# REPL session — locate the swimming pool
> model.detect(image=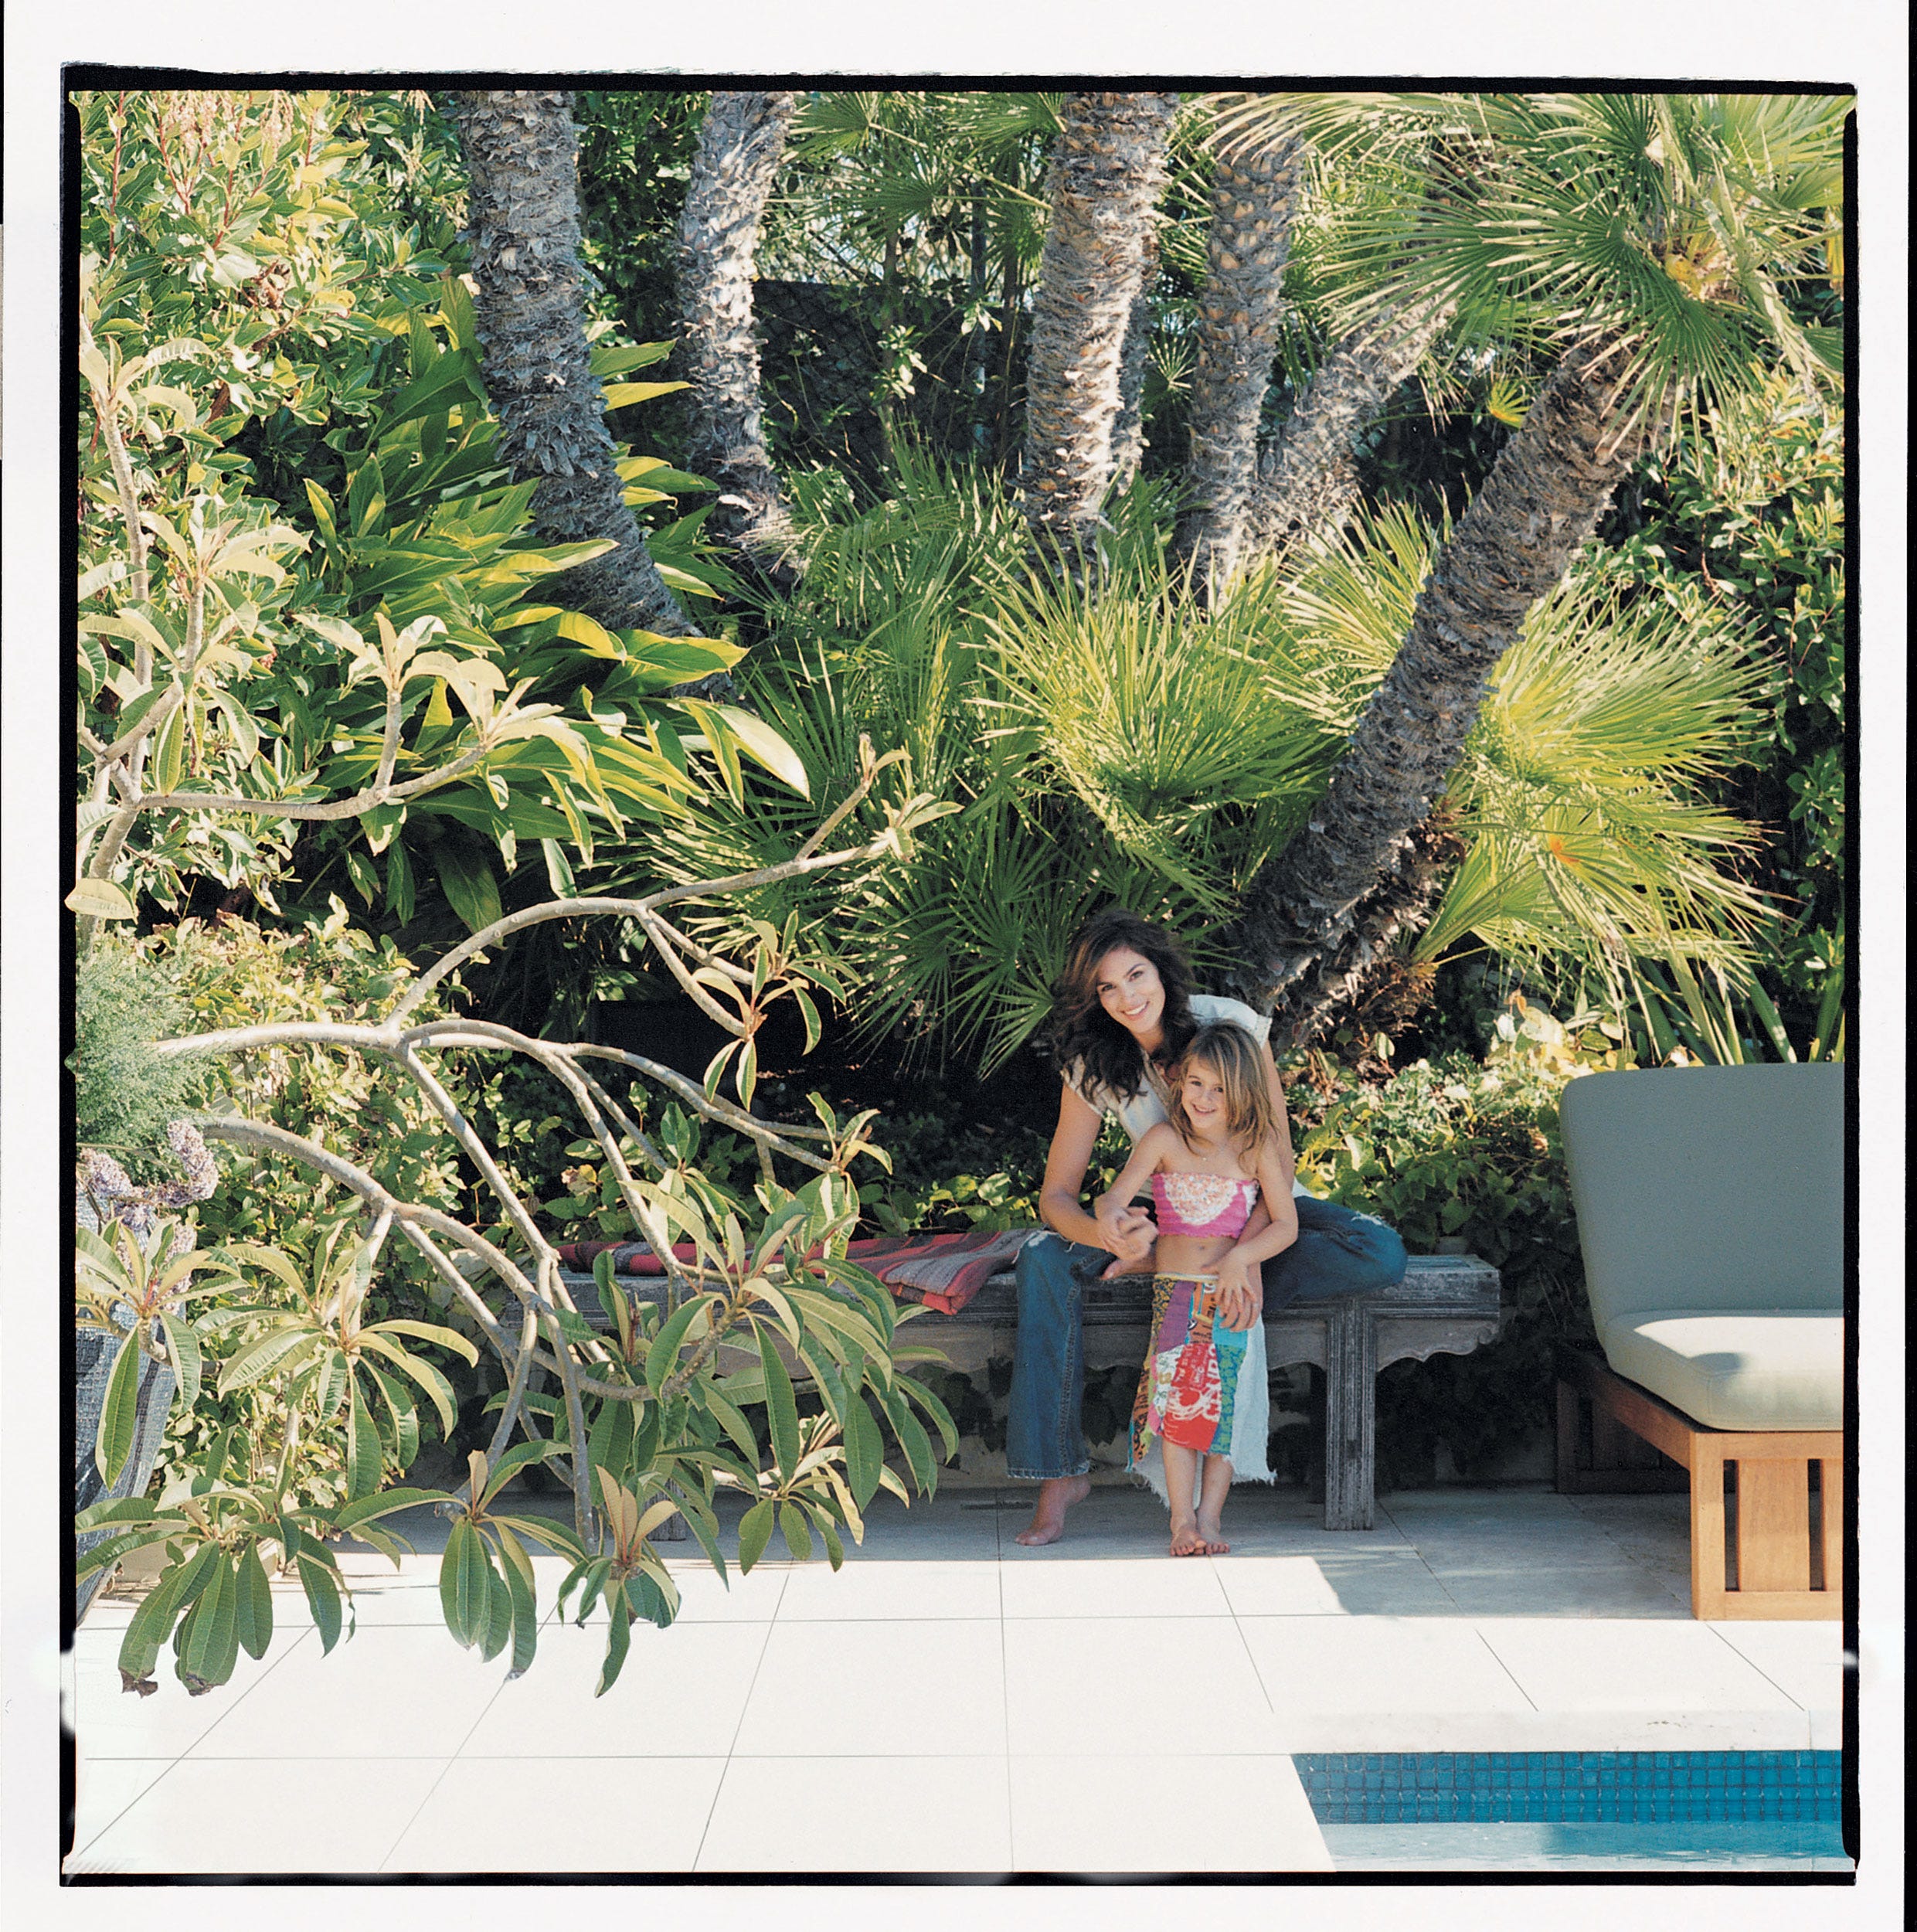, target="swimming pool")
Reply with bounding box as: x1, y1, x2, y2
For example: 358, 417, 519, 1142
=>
1295, 1752, 1851, 1872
